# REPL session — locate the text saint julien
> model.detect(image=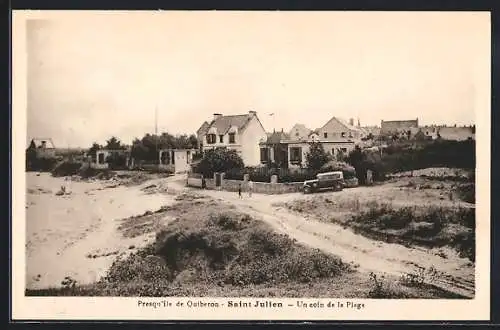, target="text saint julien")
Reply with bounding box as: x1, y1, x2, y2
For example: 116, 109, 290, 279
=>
228, 300, 283, 308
